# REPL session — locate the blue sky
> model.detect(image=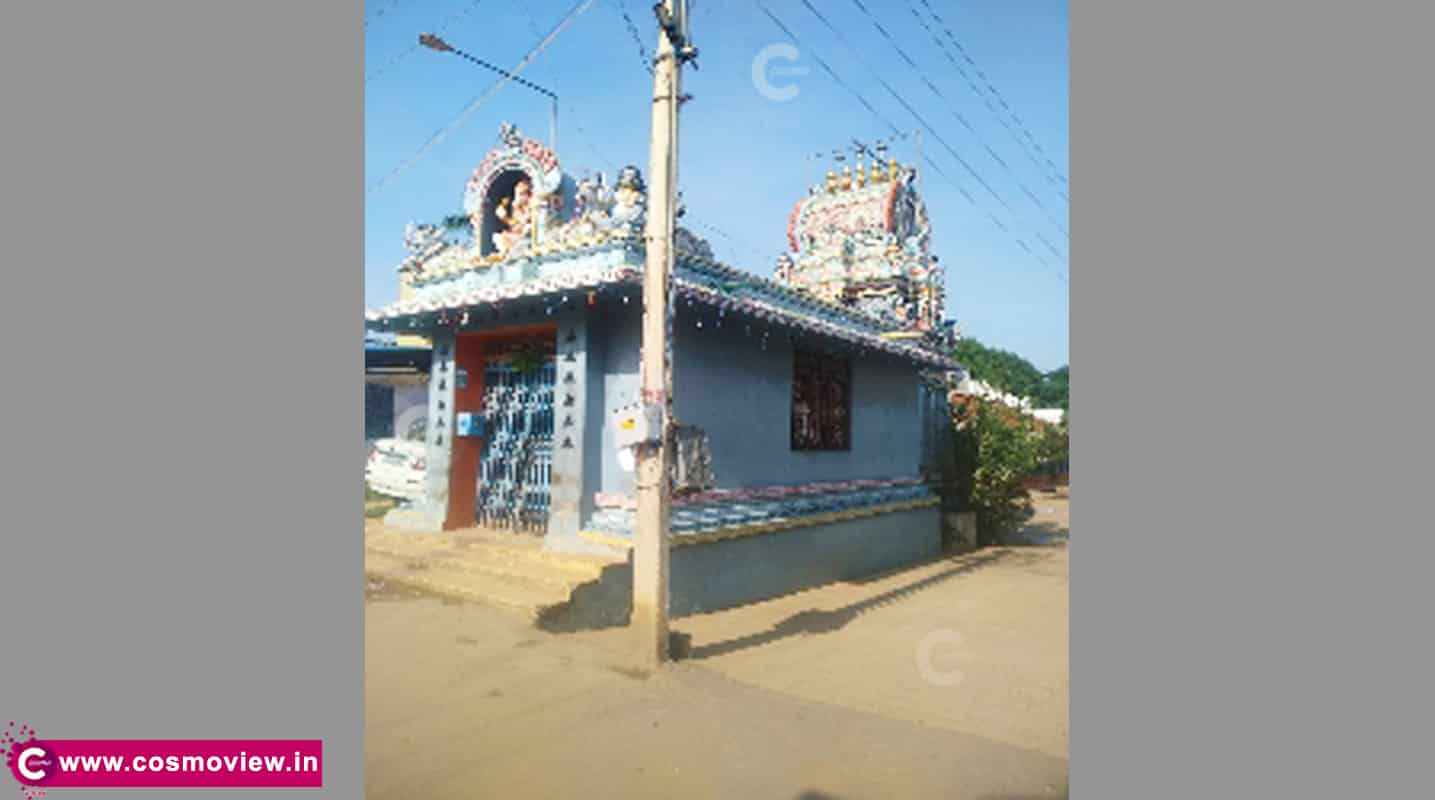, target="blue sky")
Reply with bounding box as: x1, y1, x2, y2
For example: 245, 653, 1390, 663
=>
365, 0, 1068, 370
